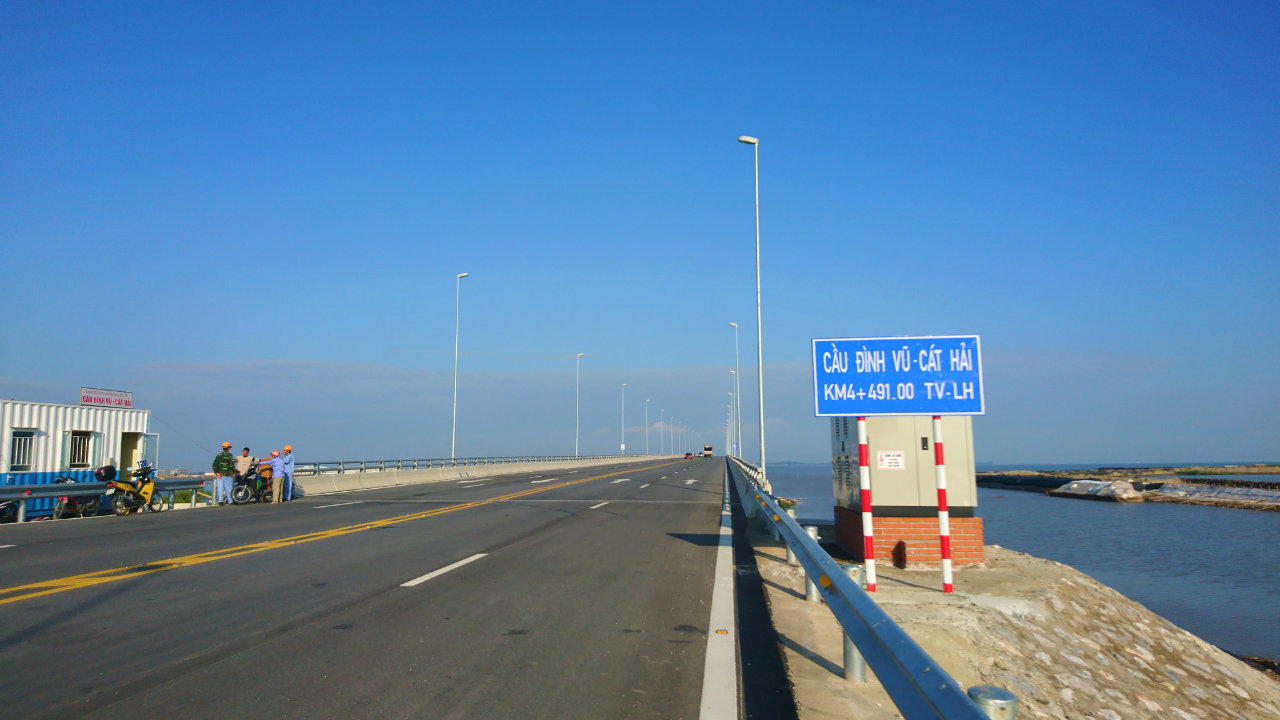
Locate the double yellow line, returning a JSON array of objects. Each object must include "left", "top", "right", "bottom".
[{"left": 0, "top": 462, "right": 681, "bottom": 607}]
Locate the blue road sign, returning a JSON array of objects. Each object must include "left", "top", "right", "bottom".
[{"left": 812, "top": 335, "right": 984, "bottom": 416}]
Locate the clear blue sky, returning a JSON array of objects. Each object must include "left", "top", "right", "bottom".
[{"left": 3, "top": 2, "right": 1277, "bottom": 471}]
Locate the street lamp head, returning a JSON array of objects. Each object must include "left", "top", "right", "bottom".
[
  {"left": 737, "top": 136, "right": 759, "bottom": 145},
  {"left": 577, "top": 353, "right": 585, "bottom": 358},
  {"left": 729, "top": 321, "right": 737, "bottom": 328},
  {"left": 457, "top": 272, "right": 469, "bottom": 279}
]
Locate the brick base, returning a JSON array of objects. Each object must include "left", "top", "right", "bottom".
[{"left": 834, "top": 506, "right": 985, "bottom": 568}]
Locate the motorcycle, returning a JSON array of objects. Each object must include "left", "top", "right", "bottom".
[
  {"left": 105, "top": 461, "right": 165, "bottom": 515},
  {"left": 52, "top": 475, "right": 103, "bottom": 519},
  {"left": 231, "top": 461, "right": 273, "bottom": 504},
  {"left": 0, "top": 498, "right": 17, "bottom": 524}
]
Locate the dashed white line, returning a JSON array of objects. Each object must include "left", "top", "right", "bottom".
[
  {"left": 531, "top": 478, "right": 556, "bottom": 484},
  {"left": 610, "top": 478, "right": 631, "bottom": 484},
  {"left": 0, "top": 544, "right": 15, "bottom": 550},
  {"left": 640, "top": 483, "right": 650, "bottom": 489},
  {"left": 588, "top": 502, "right": 609, "bottom": 510},
  {"left": 685, "top": 479, "right": 698, "bottom": 485},
  {"left": 402, "top": 553, "right": 488, "bottom": 587},
  {"left": 313, "top": 501, "right": 363, "bottom": 509},
  {"left": 458, "top": 479, "right": 487, "bottom": 484}
]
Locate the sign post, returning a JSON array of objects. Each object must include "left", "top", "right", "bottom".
[{"left": 813, "top": 335, "right": 983, "bottom": 593}]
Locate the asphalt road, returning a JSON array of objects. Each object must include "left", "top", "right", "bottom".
[{"left": 0, "top": 458, "right": 733, "bottom": 719}]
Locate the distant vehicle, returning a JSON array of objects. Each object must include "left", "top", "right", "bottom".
[
  {"left": 703, "top": 445, "right": 713, "bottom": 458},
  {"left": 684, "top": 452, "right": 694, "bottom": 460}
]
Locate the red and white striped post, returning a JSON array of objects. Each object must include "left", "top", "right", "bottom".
[
  {"left": 932, "top": 415, "right": 953, "bottom": 593},
  {"left": 857, "top": 416, "right": 876, "bottom": 592}
]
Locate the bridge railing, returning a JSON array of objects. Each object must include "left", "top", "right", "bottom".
[
  {"left": 728, "top": 457, "right": 1015, "bottom": 720},
  {"left": 294, "top": 454, "right": 623, "bottom": 476}
]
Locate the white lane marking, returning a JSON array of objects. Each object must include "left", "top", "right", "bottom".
[
  {"left": 402, "top": 553, "right": 488, "bottom": 587},
  {"left": 685, "top": 479, "right": 698, "bottom": 485},
  {"left": 610, "top": 478, "right": 630, "bottom": 484},
  {"left": 461, "top": 484, "right": 485, "bottom": 488},
  {"left": 0, "top": 544, "right": 15, "bottom": 549},
  {"left": 313, "top": 501, "right": 363, "bottom": 509},
  {"left": 698, "top": 509, "right": 737, "bottom": 719},
  {"left": 640, "top": 483, "right": 650, "bottom": 489},
  {"left": 661, "top": 476, "right": 668, "bottom": 479},
  {"left": 588, "top": 502, "right": 609, "bottom": 510},
  {"left": 531, "top": 478, "right": 556, "bottom": 484},
  {"left": 458, "top": 479, "right": 487, "bottom": 484}
]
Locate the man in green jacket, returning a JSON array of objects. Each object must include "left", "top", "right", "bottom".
[{"left": 212, "top": 442, "right": 235, "bottom": 505}]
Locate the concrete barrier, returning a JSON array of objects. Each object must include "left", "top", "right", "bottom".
[{"left": 295, "top": 456, "right": 671, "bottom": 497}]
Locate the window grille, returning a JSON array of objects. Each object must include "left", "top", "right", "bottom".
[
  {"left": 69, "top": 431, "right": 92, "bottom": 468},
  {"left": 10, "top": 430, "right": 34, "bottom": 471}
]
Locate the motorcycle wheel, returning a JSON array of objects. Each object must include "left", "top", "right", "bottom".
[
  {"left": 80, "top": 499, "right": 99, "bottom": 518},
  {"left": 149, "top": 493, "right": 165, "bottom": 513},
  {"left": 53, "top": 499, "right": 68, "bottom": 520},
  {"left": 230, "top": 485, "right": 252, "bottom": 504},
  {"left": 111, "top": 495, "right": 132, "bottom": 516}
]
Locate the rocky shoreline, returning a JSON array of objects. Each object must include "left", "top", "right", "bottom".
[
  {"left": 753, "top": 536, "right": 1280, "bottom": 720},
  {"left": 979, "top": 467, "right": 1280, "bottom": 511}
]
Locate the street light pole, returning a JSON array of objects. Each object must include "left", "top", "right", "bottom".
[
  {"left": 575, "top": 353, "right": 585, "bottom": 457},
  {"left": 620, "top": 383, "right": 627, "bottom": 454},
  {"left": 645, "top": 399, "right": 650, "bottom": 455},
  {"left": 451, "top": 272, "right": 469, "bottom": 460},
  {"left": 729, "top": 322, "right": 742, "bottom": 458},
  {"left": 738, "top": 135, "right": 769, "bottom": 490},
  {"left": 729, "top": 369, "right": 737, "bottom": 458},
  {"left": 660, "top": 409, "right": 665, "bottom": 454}
]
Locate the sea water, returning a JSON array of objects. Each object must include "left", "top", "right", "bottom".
[{"left": 765, "top": 462, "right": 1280, "bottom": 659}]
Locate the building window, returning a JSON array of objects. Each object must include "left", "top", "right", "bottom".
[
  {"left": 68, "top": 431, "right": 93, "bottom": 468},
  {"left": 10, "top": 430, "right": 34, "bottom": 471}
]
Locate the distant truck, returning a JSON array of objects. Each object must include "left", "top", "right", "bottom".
[{"left": 703, "top": 445, "right": 713, "bottom": 458}]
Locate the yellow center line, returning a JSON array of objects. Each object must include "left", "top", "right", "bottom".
[{"left": 0, "top": 460, "right": 687, "bottom": 607}]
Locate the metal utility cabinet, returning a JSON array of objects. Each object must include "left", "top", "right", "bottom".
[{"left": 831, "top": 416, "right": 984, "bottom": 566}]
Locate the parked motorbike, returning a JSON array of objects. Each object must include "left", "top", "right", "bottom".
[
  {"left": 0, "top": 498, "right": 17, "bottom": 524},
  {"left": 105, "top": 461, "right": 165, "bottom": 515},
  {"left": 52, "top": 476, "right": 103, "bottom": 519},
  {"left": 231, "top": 461, "right": 273, "bottom": 504}
]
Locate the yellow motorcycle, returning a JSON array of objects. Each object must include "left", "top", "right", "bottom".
[{"left": 105, "top": 461, "right": 165, "bottom": 515}]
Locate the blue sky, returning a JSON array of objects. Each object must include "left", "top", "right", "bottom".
[{"left": 3, "top": 2, "right": 1277, "bottom": 471}]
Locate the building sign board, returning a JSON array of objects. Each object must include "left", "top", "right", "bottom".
[
  {"left": 79, "top": 387, "right": 134, "bottom": 409},
  {"left": 812, "top": 335, "right": 984, "bottom": 416}
]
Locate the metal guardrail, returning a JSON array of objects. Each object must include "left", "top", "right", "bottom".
[
  {"left": 0, "top": 477, "right": 210, "bottom": 522},
  {"left": 293, "top": 454, "right": 622, "bottom": 476},
  {"left": 728, "top": 457, "right": 1015, "bottom": 720}
]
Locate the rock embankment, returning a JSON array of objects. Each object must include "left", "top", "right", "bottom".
[{"left": 754, "top": 540, "right": 1280, "bottom": 720}]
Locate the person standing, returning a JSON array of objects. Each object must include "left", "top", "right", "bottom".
[
  {"left": 281, "top": 444, "right": 296, "bottom": 501},
  {"left": 263, "top": 450, "right": 285, "bottom": 504},
  {"left": 212, "top": 442, "right": 235, "bottom": 505}
]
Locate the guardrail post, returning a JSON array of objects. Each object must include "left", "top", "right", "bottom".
[
  {"left": 17, "top": 498, "right": 27, "bottom": 523},
  {"left": 167, "top": 491, "right": 175, "bottom": 510},
  {"left": 804, "top": 526, "right": 821, "bottom": 602},
  {"left": 842, "top": 563, "right": 868, "bottom": 682},
  {"left": 967, "top": 686, "right": 1017, "bottom": 719},
  {"left": 784, "top": 509, "right": 798, "bottom": 563}
]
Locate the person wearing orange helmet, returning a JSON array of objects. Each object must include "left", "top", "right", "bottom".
[
  {"left": 212, "top": 442, "right": 235, "bottom": 505},
  {"left": 281, "top": 444, "right": 296, "bottom": 501}
]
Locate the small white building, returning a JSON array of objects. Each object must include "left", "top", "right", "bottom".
[{"left": 2, "top": 395, "right": 156, "bottom": 517}]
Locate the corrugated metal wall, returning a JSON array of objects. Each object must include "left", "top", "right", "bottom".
[{"left": 1, "top": 400, "right": 150, "bottom": 474}]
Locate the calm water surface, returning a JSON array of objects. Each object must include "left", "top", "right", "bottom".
[{"left": 766, "top": 463, "right": 1280, "bottom": 659}]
